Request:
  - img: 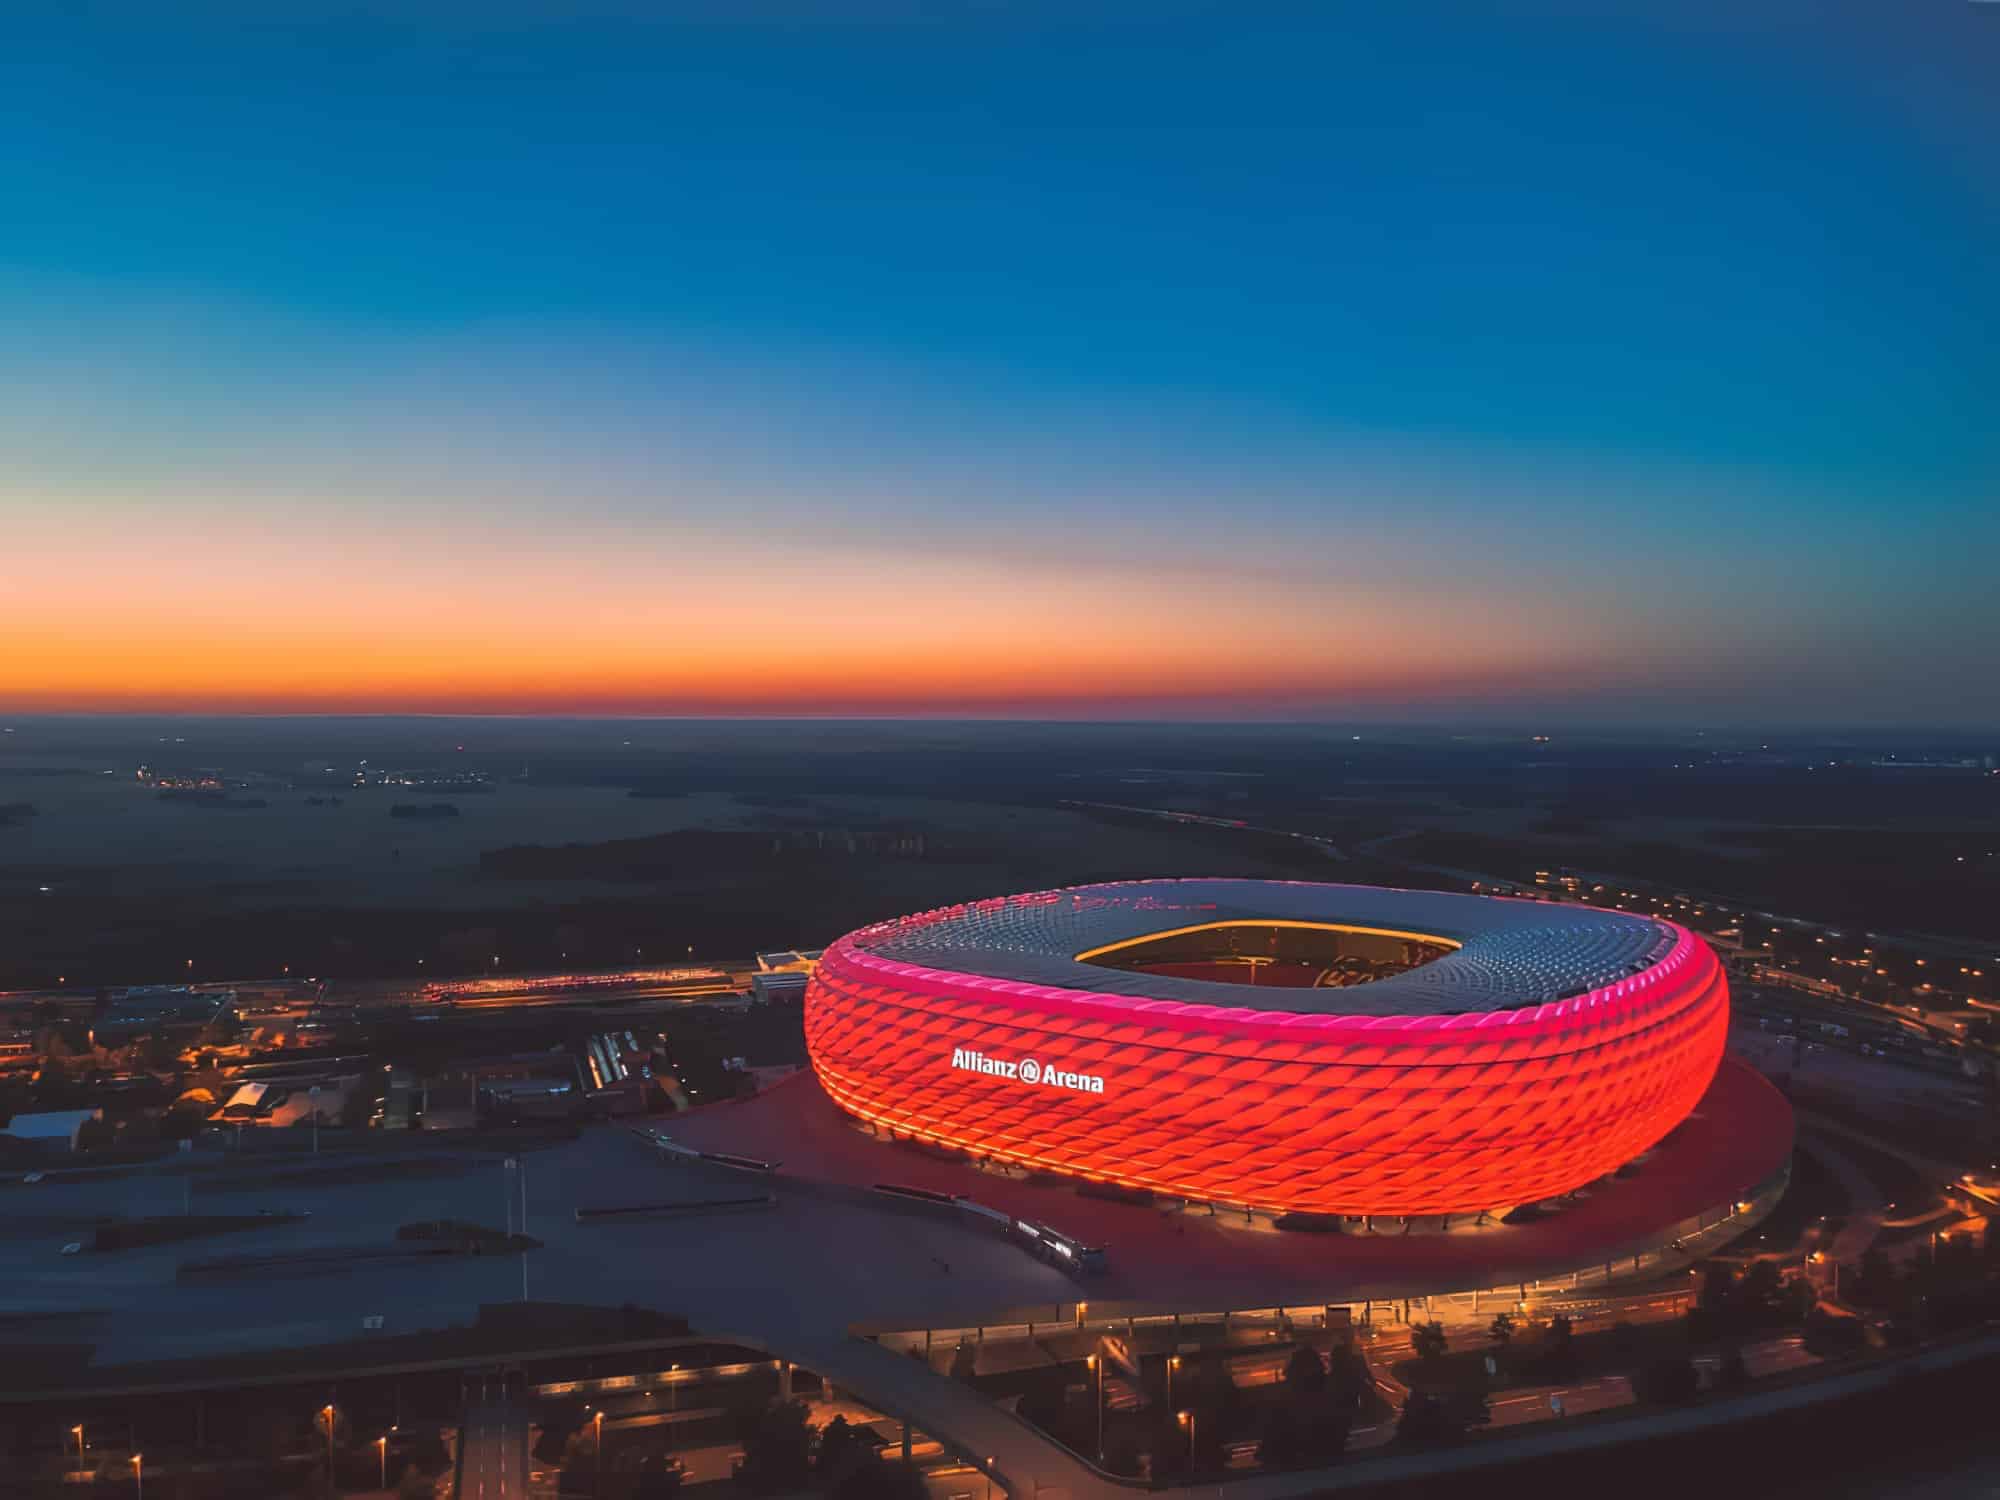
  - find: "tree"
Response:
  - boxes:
[74,1115,115,1151]
[836,1460,926,1500]
[1186,1359,1240,1470]
[1717,1348,1750,1390]
[1301,1394,1353,1465]
[1777,1274,1816,1324]
[1282,1345,1327,1394]
[1803,1310,1869,1357]
[1327,1343,1367,1412]
[1850,1248,1897,1308]
[1410,1321,1448,1364]
[815,1414,860,1479]
[1101,1427,1145,1478]
[1636,1354,1700,1405]
[1450,1386,1491,1435]
[1733,1260,1783,1329]
[1257,1402,1303,1468]
[733,1399,813,1494]
[1395,1391,1461,1446]
[159,1100,209,1140]
[1148,1411,1194,1483]
[1487,1312,1515,1350]
[1540,1313,1579,1380]
[633,1456,683,1498]
[557,1425,601,1494]
[1689,1262,1736,1341]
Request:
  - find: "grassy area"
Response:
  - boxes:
[92,1213,307,1252]
[1751,1145,1850,1251]
[0,1302,693,1395]
[1812,1129,1947,1219]
[1393,1316,1692,1394]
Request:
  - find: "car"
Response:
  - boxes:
[22,1171,45,1184]
[60,1242,82,1256]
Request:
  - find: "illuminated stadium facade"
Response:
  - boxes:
[804,880,1730,1217]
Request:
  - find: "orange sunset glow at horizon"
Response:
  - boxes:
[5,505,1629,718]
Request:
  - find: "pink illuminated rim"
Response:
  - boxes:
[826,881,1711,1044]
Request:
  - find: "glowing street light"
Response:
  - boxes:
[130,1454,143,1500]
[1086,1353,1103,1460]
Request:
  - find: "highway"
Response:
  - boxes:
[460,1381,529,1500]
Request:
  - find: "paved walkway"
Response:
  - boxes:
[1799,1131,1888,1265]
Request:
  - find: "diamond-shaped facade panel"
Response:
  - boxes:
[804,881,1729,1216]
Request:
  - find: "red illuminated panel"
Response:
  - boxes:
[805,923,1728,1216]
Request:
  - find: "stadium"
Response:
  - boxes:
[804,880,1731,1218]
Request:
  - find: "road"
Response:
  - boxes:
[459,1384,529,1500]
[1490,1374,1630,1427]
[1695,1333,1817,1382]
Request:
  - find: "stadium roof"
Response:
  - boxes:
[843,879,1679,1018]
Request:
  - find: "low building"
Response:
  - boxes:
[94,986,236,1048]
[219,1081,287,1119]
[3,1108,102,1152]
[750,950,821,1005]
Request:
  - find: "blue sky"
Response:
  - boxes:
[3,2,1995,724]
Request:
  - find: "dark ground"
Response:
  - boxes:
[2,717,1995,989]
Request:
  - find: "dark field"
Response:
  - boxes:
[1,717,1995,988]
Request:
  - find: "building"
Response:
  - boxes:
[805,880,1729,1217]
[219,1081,286,1119]
[94,986,235,1048]
[3,1108,102,1152]
[751,950,822,1005]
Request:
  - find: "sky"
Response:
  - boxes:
[3,1,1995,727]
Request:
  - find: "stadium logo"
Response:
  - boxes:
[952,1047,1105,1095]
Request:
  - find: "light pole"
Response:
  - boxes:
[1086,1354,1102,1461]
[1167,1355,1179,1411]
[1178,1409,1195,1468]
[71,1424,83,1470]
[593,1408,604,1499]
[377,1434,388,1488]
[322,1405,335,1482]
[130,1454,142,1500]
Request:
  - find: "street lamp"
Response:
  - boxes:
[1167,1355,1180,1410]
[322,1405,336,1480]
[1086,1353,1102,1460]
[593,1408,605,1499]
[130,1454,143,1500]
[377,1435,388,1488]
[504,1156,529,1300]
[1178,1409,1195,1466]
